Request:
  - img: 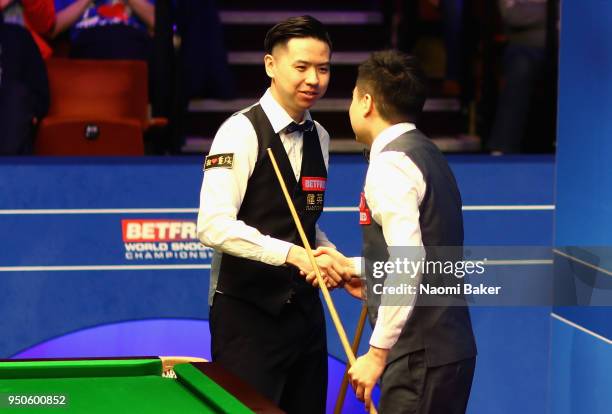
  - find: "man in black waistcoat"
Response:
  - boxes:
[316,51,477,413]
[197,16,345,414]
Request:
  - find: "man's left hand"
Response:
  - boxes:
[348,346,389,412]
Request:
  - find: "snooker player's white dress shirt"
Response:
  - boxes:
[353,122,427,350]
[197,90,334,293]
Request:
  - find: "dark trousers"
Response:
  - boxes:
[488,44,545,153]
[379,350,476,414]
[210,293,328,414]
[0,83,35,155]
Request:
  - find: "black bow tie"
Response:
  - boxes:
[285,120,314,134]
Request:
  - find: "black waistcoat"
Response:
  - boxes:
[216,104,327,315]
[361,129,477,367]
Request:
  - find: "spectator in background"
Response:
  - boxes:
[488,0,547,154]
[52,0,154,60]
[0,11,49,154]
[429,0,464,96]
[0,0,56,59]
[385,0,465,96]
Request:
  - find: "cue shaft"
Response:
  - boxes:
[334,304,368,414]
[267,148,353,361]
[267,148,377,414]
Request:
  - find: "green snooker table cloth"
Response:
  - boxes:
[0,358,284,414]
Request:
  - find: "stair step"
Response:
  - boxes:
[182,135,481,154]
[220,10,382,25]
[188,98,460,113]
[184,107,465,139]
[220,64,456,99]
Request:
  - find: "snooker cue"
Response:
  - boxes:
[267,148,378,414]
[333,304,368,414]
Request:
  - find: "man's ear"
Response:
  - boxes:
[264,54,275,79]
[362,93,374,117]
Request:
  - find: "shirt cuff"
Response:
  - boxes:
[260,236,294,266]
[369,320,401,350]
[350,257,363,278]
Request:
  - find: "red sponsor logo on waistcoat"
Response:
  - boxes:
[301,177,327,192]
[359,192,371,225]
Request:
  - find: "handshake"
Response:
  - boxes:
[286,246,364,299]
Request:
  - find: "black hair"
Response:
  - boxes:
[356,50,427,123]
[264,15,332,54]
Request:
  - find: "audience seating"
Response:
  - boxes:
[35,59,166,155]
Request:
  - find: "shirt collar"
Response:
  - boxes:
[259,88,313,134]
[370,123,416,159]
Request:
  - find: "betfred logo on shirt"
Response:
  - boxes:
[122,220,197,242]
[301,177,326,192]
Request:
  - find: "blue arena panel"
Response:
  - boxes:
[550,316,612,414]
[0,154,555,414]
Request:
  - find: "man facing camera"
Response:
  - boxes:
[317,51,477,413]
[197,16,344,414]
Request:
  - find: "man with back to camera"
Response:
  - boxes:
[315,50,477,413]
[197,15,346,414]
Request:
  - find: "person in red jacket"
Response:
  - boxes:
[0,0,55,59]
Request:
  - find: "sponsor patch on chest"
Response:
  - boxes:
[301,176,327,192]
[305,192,325,211]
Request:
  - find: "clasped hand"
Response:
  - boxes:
[286,246,354,289]
[304,248,352,289]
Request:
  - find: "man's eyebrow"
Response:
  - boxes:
[293,60,331,66]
